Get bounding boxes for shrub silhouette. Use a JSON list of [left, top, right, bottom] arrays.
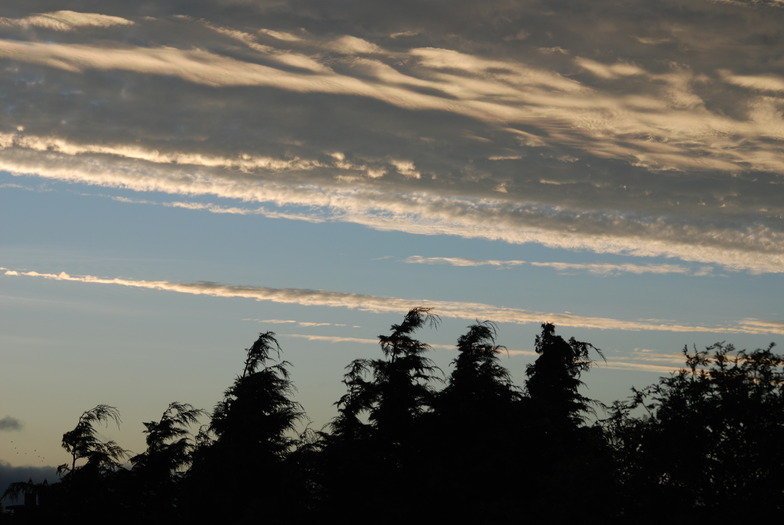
[[606, 342, 784, 520]]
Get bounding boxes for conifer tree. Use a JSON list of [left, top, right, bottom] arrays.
[[521, 324, 614, 522], [59, 404, 126, 477], [186, 332, 304, 523], [525, 322, 603, 429], [54, 405, 129, 518], [324, 308, 440, 523], [432, 321, 522, 523], [130, 402, 204, 519]]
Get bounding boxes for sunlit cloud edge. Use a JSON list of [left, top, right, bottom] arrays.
[[3, 267, 783, 335]]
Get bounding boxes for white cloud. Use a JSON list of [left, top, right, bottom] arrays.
[[3, 141, 782, 275], [246, 319, 298, 324], [597, 360, 685, 375], [403, 256, 710, 276], [528, 261, 699, 276], [244, 318, 339, 327], [575, 57, 645, 79], [4, 267, 784, 335], [0, 10, 133, 31], [284, 333, 455, 350], [738, 318, 784, 333], [404, 255, 526, 268]]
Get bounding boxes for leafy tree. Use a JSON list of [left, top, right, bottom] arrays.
[[326, 307, 442, 476], [606, 342, 784, 520], [332, 307, 440, 443]]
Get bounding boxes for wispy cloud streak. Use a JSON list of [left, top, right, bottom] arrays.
[[404, 256, 526, 268], [404, 255, 714, 276], [0, 10, 133, 31], [284, 333, 686, 374], [3, 267, 783, 335], [284, 333, 456, 351]]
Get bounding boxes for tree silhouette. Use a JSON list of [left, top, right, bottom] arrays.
[[129, 402, 204, 520], [323, 308, 440, 523], [521, 323, 614, 522], [331, 307, 440, 444], [606, 342, 784, 520], [58, 404, 126, 477], [525, 322, 604, 429], [8, 315, 782, 523], [185, 331, 304, 523], [50, 405, 129, 519], [208, 332, 303, 457], [131, 402, 204, 476], [431, 321, 522, 523], [441, 321, 520, 410]]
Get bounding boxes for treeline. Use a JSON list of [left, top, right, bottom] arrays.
[[4, 308, 784, 523]]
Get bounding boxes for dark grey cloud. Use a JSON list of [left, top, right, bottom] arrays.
[[0, 1, 782, 272], [0, 417, 22, 431], [0, 461, 57, 505]]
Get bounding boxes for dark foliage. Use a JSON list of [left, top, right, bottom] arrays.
[[525, 322, 604, 428], [184, 331, 305, 523], [429, 321, 523, 523], [320, 308, 442, 524], [129, 402, 204, 521], [605, 342, 784, 521], [519, 323, 616, 523], [5, 314, 783, 524]]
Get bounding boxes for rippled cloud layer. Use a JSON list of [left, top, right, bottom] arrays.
[[1, 1, 783, 273]]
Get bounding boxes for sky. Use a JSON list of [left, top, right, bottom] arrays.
[[1, 0, 783, 482]]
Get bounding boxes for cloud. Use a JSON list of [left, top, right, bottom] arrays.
[[245, 319, 298, 325], [4, 267, 784, 335], [0, 416, 22, 431], [285, 333, 683, 374], [404, 256, 526, 268], [738, 319, 784, 334], [0, 461, 57, 501], [597, 360, 685, 375], [3, 148, 781, 274], [1, 2, 783, 274], [0, 10, 133, 31], [244, 318, 342, 327], [285, 333, 454, 351], [528, 261, 705, 276], [404, 255, 714, 276]]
